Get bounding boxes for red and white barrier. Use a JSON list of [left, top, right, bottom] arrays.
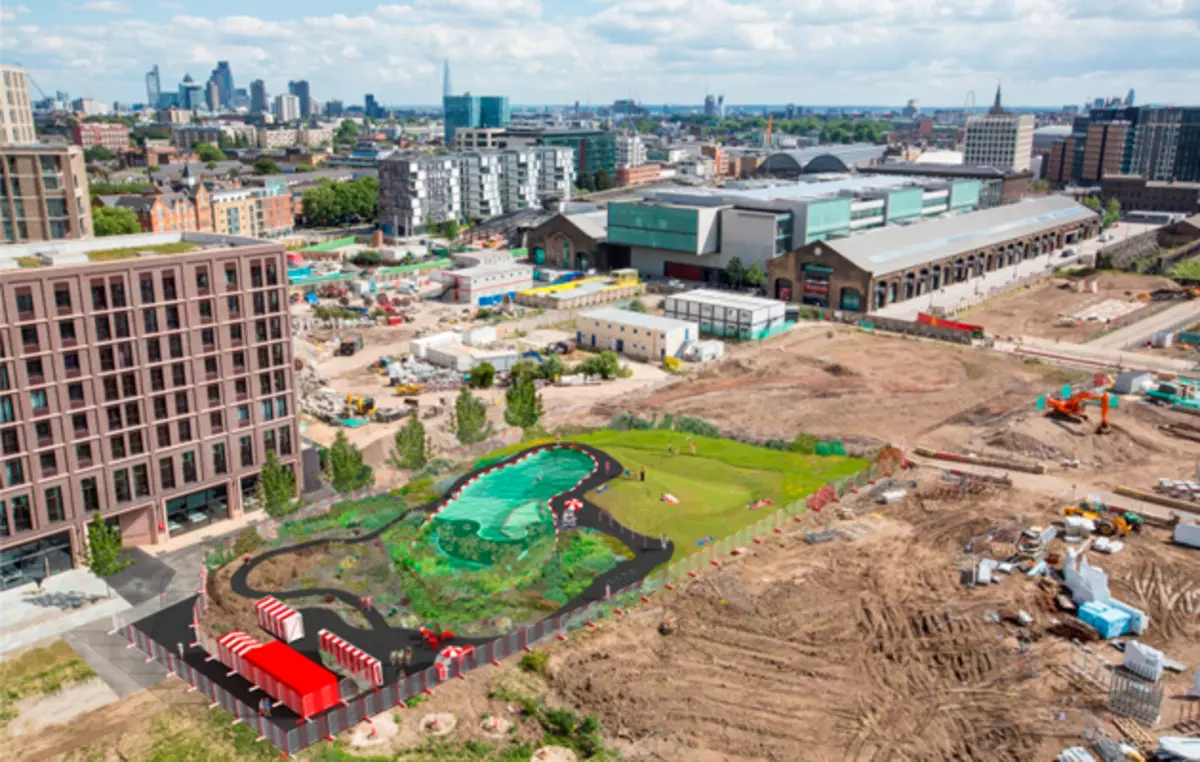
[[318, 629, 383, 686], [434, 645, 474, 681], [217, 631, 263, 679], [255, 596, 305, 643]]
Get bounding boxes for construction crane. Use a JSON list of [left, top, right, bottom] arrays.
[[1044, 391, 1113, 434]]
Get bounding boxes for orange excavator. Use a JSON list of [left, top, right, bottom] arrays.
[[1045, 391, 1112, 434]]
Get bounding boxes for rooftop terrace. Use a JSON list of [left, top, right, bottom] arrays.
[[0, 232, 271, 272]]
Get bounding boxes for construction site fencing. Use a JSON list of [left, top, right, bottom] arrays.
[[163, 457, 885, 755]]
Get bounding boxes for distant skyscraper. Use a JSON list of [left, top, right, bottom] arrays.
[[288, 80, 312, 118], [365, 93, 380, 119], [178, 74, 203, 110], [145, 64, 161, 108], [480, 96, 510, 128], [325, 99, 344, 117], [213, 61, 234, 108], [443, 59, 452, 98], [205, 78, 220, 112], [274, 93, 301, 123], [717, 95, 725, 119], [0, 64, 36, 144], [1126, 88, 1136, 107], [443, 94, 481, 143], [704, 94, 716, 117], [250, 79, 267, 114]]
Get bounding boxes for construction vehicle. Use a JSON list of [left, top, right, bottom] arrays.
[[337, 336, 364, 356], [1064, 501, 1143, 537], [394, 383, 423, 395], [345, 394, 376, 417], [1146, 379, 1200, 410], [1044, 390, 1114, 434]]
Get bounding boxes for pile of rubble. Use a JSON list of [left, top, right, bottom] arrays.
[[385, 355, 463, 390]]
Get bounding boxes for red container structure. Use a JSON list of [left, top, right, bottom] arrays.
[[318, 629, 383, 686], [241, 641, 340, 719], [254, 596, 305, 643]]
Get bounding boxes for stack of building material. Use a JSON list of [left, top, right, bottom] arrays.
[[1122, 641, 1165, 682]]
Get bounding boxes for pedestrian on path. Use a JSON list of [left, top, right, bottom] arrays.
[[640, 468, 645, 482]]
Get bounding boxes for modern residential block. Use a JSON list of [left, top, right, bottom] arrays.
[[0, 64, 37, 145], [0, 233, 299, 589], [0, 145, 93, 244], [71, 123, 131, 154]]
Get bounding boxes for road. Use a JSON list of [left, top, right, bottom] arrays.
[[1087, 298, 1200, 351], [989, 335, 1197, 374]]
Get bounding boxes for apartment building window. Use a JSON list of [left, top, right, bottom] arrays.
[[152, 395, 168, 420], [159, 457, 175, 490], [263, 429, 276, 454], [227, 295, 240, 315], [255, 320, 267, 342], [133, 464, 150, 498], [72, 413, 88, 436], [232, 351, 245, 373], [125, 402, 140, 427], [156, 424, 170, 448], [237, 404, 250, 426], [210, 410, 224, 433], [252, 292, 265, 316], [64, 352, 80, 376], [165, 306, 180, 331], [34, 421, 51, 446], [91, 282, 107, 310], [251, 265, 263, 288], [76, 442, 92, 466], [261, 400, 274, 422], [67, 383, 85, 408], [45, 486, 65, 523], [195, 267, 210, 293], [272, 344, 284, 366], [129, 430, 144, 455], [103, 377, 119, 402], [1, 428, 17, 455], [106, 406, 122, 431], [181, 451, 197, 484], [256, 347, 269, 369], [99, 347, 115, 372], [5, 458, 25, 487], [150, 367, 164, 391], [11, 496, 32, 531], [207, 384, 221, 405], [117, 342, 134, 369], [201, 329, 215, 350], [178, 419, 192, 443], [166, 335, 183, 360], [60, 320, 77, 344], [258, 373, 271, 396], [268, 291, 281, 313], [279, 425, 292, 456], [229, 324, 243, 345], [239, 435, 253, 467], [122, 373, 137, 397], [0, 396, 13, 424], [273, 370, 286, 392], [0, 366, 8, 392], [224, 264, 238, 288], [26, 358, 44, 383], [212, 443, 227, 475], [94, 315, 111, 342], [163, 274, 177, 301], [31, 390, 48, 413], [143, 308, 158, 333], [199, 299, 213, 323], [110, 435, 126, 460], [234, 378, 248, 400], [140, 275, 155, 304], [110, 280, 126, 308], [54, 286, 71, 312], [146, 338, 162, 363], [15, 290, 34, 318], [113, 469, 131, 503], [269, 317, 282, 340], [39, 451, 57, 477], [21, 326, 38, 348], [114, 312, 130, 339], [81, 477, 99, 512], [0, 502, 7, 537]]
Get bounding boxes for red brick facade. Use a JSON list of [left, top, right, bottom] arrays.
[[72, 123, 130, 152]]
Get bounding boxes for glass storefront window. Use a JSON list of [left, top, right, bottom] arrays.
[[165, 485, 228, 537], [0, 531, 72, 590]]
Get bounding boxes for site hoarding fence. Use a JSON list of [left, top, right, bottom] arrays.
[[138, 461, 880, 756]]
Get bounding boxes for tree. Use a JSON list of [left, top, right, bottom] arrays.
[[205, 160, 219, 170], [744, 262, 764, 288], [93, 206, 141, 236], [226, 167, 241, 180], [441, 219, 460, 241], [625, 298, 647, 313], [257, 451, 298, 518], [327, 431, 373, 492], [1103, 198, 1121, 228], [253, 157, 282, 175], [81, 512, 132, 597], [579, 350, 621, 380], [391, 414, 428, 471], [294, 163, 314, 173], [578, 171, 596, 193], [301, 178, 378, 226], [451, 386, 493, 445], [509, 359, 539, 383], [594, 169, 614, 191], [84, 146, 115, 163], [504, 373, 544, 430], [469, 362, 496, 389], [724, 256, 747, 288], [217, 133, 232, 149], [539, 354, 565, 381], [193, 141, 226, 163], [350, 250, 382, 266], [1082, 196, 1102, 212]]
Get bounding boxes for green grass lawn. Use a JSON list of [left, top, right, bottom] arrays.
[[481, 429, 867, 558], [86, 241, 201, 262]]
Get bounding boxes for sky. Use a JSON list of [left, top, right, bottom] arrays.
[[3, 0, 1199, 109]]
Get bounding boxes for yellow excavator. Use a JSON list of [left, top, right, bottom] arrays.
[[1064, 500, 1143, 537], [345, 394, 376, 417]]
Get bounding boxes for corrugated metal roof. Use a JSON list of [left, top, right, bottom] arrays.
[[669, 289, 782, 311], [581, 307, 697, 333], [564, 210, 608, 241], [819, 196, 1097, 276]]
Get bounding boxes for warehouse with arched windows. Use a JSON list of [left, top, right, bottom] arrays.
[[767, 195, 1100, 313]]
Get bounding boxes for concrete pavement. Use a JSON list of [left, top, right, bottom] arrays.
[[990, 336, 1197, 375], [1087, 298, 1200, 351]]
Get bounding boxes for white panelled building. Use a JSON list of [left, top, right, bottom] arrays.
[[616, 134, 647, 168]]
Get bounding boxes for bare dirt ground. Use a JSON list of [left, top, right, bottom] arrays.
[[542, 479, 1200, 762], [962, 272, 1182, 343]]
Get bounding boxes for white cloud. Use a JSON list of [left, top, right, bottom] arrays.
[[80, 1, 132, 13], [158, 1, 183, 7], [10, 2, 1200, 106], [0, 4, 30, 22]]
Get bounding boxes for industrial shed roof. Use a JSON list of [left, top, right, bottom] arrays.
[[580, 307, 697, 333], [817, 195, 1097, 277], [759, 144, 888, 175], [668, 289, 783, 312]]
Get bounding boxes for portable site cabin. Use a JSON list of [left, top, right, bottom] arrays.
[[241, 641, 340, 719], [662, 289, 787, 341], [254, 596, 305, 643]]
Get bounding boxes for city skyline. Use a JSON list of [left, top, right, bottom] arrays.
[[3, 0, 1198, 108]]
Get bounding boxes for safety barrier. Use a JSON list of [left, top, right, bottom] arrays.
[[150, 459, 882, 756]]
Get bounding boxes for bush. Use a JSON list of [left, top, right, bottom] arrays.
[[518, 649, 549, 677], [674, 416, 719, 437], [763, 439, 790, 451], [625, 299, 646, 313], [232, 527, 264, 555], [609, 412, 652, 431], [350, 250, 382, 267], [469, 363, 495, 389], [789, 432, 819, 454]]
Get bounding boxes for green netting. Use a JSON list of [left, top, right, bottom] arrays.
[[815, 441, 847, 456]]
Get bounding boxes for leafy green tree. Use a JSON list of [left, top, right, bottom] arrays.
[[1103, 198, 1121, 228], [350, 250, 382, 266], [257, 451, 298, 518], [504, 373, 544, 430], [217, 133, 232, 149], [89, 181, 153, 196], [451, 386, 493, 445], [83, 146, 115, 163], [392, 414, 428, 471], [327, 431, 374, 492], [469, 363, 495, 389], [594, 169, 613, 191], [579, 350, 621, 380], [205, 160, 219, 170], [509, 359, 539, 382], [253, 157, 282, 175], [625, 298, 646, 313], [724, 256, 747, 288], [227, 167, 241, 180], [441, 219, 460, 240], [1082, 195, 1102, 212], [539, 355, 565, 380], [93, 206, 141, 236], [578, 171, 596, 193], [294, 163, 314, 173], [81, 513, 132, 597], [302, 178, 378, 226], [744, 262, 764, 288], [193, 141, 226, 163]]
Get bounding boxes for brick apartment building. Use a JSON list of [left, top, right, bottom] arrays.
[[71, 123, 131, 153], [0, 234, 299, 589], [0, 145, 93, 244], [616, 164, 662, 187], [1100, 175, 1200, 215]]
